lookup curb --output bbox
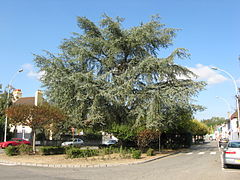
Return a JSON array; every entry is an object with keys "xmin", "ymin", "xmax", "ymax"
[{"xmin": 0, "ymin": 151, "xmax": 180, "ymax": 169}]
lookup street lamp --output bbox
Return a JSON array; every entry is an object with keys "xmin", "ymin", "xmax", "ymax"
[
  {"xmin": 216, "ymin": 96, "xmax": 233, "ymax": 140},
  {"xmin": 211, "ymin": 66, "xmax": 240, "ymax": 130},
  {"xmin": 4, "ymin": 68, "xmax": 23, "ymax": 142},
  {"xmin": 216, "ymin": 96, "xmax": 232, "ymax": 116}
]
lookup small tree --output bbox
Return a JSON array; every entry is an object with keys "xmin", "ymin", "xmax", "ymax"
[
  {"xmin": 189, "ymin": 119, "xmax": 209, "ymax": 142},
  {"xmin": 202, "ymin": 117, "xmax": 226, "ymax": 129},
  {"xmin": 5, "ymin": 103, "xmax": 66, "ymax": 152},
  {"xmin": 137, "ymin": 129, "xmax": 159, "ymax": 150}
]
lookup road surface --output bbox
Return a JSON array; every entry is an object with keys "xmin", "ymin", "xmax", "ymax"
[{"xmin": 0, "ymin": 141, "xmax": 239, "ymax": 180}]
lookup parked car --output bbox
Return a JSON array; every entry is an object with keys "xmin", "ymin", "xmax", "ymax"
[
  {"xmin": 0, "ymin": 138, "xmax": 31, "ymax": 148},
  {"xmin": 102, "ymin": 139, "xmax": 118, "ymax": 146},
  {"xmin": 223, "ymin": 140, "xmax": 240, "ymax": 168},
  {"xmin": 61, "ymin": 138, "xmax": 84, "ymax": 147},
  {"xmin": 219, "ymin": 138, "xmax": 229, "ymax": 148},
  {"xmin": 209, "ymin": 134, "xmax": 216, "ymax": 141}
]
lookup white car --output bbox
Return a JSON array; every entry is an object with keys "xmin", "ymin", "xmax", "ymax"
[
  {"xmin": 61, "ymin": 138, "xmax": 84, "ymax": 147},
  {"xmin": 102, "ymin": 139, "xmax": 117, "ymax": 146},
  {"xmin": 223, "ymin": 140, "xmax": 240, "ymax": 168}
]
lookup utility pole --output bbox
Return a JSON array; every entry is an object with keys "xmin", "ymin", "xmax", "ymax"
[{"xmin": 4, "ymin": 69, "xmax": 23, "ymax": 142}]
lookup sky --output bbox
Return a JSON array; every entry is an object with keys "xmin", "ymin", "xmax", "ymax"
[{"xmin": 0, "ymin": 0, "xmax": 239, "ymax": 120}]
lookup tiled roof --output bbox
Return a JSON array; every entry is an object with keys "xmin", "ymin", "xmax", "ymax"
[
  {"xmin": 230, "ymin": 111, "xmax": 237, "ymax": 120},
  {"xmin": 14, "ymin": 97, "xmax": 35, "ymax": 105}
]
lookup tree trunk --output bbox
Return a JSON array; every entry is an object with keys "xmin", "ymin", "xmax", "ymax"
[
  {"xmin": 13, "ymin": 126, "xmax": 17, "ymax": 138},
  {"xmin": 33, "ymin": 130, "xmax": 36, "ymax": 153},
  {"xmin": 158, "ymin": 132, "xmax": 161, "ymax": 152}
]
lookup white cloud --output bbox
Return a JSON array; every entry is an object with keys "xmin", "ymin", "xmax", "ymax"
[
  {"xmin": 22, "ymin": 64, "xmax": 45, "ymax": 80},
  {"xmin": 187, "ymin": 64, "xmax": 228, "ymax": 85}
]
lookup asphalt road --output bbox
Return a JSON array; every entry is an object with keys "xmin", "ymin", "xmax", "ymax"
[{"xmin": 0, "ymin": 141, "xmax": 239, "ymax": 180}]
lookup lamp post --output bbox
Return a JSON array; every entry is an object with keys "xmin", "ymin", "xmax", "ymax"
[
  {"xmin": 4, "ymin": 68, "xmax": 23, "ymax": 142},
  {"xmin": 216, "ymin": 96, "xmax": 233, "ymax": 140},
  {"xmin": 216, "ymin": 96, "xmax": 231, "ymax": 116},
  {"xmin": 211, "ymin": 66, "xmax": 240, "ymax": 133}
]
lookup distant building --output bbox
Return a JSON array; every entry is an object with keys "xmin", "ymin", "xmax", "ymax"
[
  {"xmin": 218, "ymin": 122, "xmax": 230, "ymax": 139},
  {"xmin": 230, "ymin": 111, "xmax": 240, "ymax": 140},
  {"xmin": 10, "ymin": 89, "xmax": 44, "ymax": 140}
]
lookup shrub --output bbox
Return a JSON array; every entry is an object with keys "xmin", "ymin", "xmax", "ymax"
[
  {"xmin": 65, "ymin": 148, "xmax": 80, "ymax": 158},
  {"xmin": 18, "ymin": 144, "xmax": 32, "ymax": 155},
  {"xmin": 137, "ymin": 129, "xmax": 159, "ymax": 149},
  {"xmin": 132, "ymin": 150, "xmax": 141, "ymax": 159},
  {"xmin": 101, "ymin": 146, "xmax": 115, "ymax": 155},
  {"xmin": 146, "ymin": 148, "xmax": 154, "ymax": 156},
  {"xmin": 40, "ymin": 146, "xmax": 65, "ymax": 155},
  {"xmin": 160, "ymin": 133, "xmax": 192, "ymax": 149},
  {"xmin": 66, "ymin": 148, "xmax": 99, "ymax": 158},
  {"xmin": 110, "ymin": 147, "xmax": 120, "ymax": 153},
  {"xmin": 117, "ymin": 146, "xmax": 133, "ymax": 158},
  {"xmin": 99, "ymin": 148, "xmax": 107, "ymax": 156},
  {"xmin": 5, "ymin": 146, "xmax": 18, "ymax": 156},
  {"xmin": 110, "ymin": 124, "xmax": 138, "ymax": 147}
]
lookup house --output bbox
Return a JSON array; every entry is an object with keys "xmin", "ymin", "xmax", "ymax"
[
  {"xmin": 229, "ymin": 111, "xmax": 240, "ymax": 140},
  {"xmin": 9, "ymin": 89, "xmax": 43, "ymax": 140},
  {"xmin": 217, "ymin": 121, "xmax": 230, "ymax": 139}
]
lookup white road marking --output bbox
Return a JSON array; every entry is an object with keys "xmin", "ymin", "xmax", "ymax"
[
  {"xmin": 223, "ymin": 169, "xmax": 240, "ymax": 173},
  {"xmin": 185, "ymin": 152, "xmax": 218, "ymax": 155}
]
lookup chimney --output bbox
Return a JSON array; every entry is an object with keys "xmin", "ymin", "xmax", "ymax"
[
  {"xmin": 35, "ymin": 90, "xmax": 43, "ymax": 106},
  {"xmin": 13, "ymin": 89, "xmax": 22, "ymax": 102}
]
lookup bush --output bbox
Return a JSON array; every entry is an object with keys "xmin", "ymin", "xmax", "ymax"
[
  {"xmin": 5, "ymin": 146, "xmax": 18, "ymax": 156},
  {"xmin": 18, "ymin": 144, "xmax": 32, "ymax": 155},
  {"xmin": 132, "ymin": 150, "xmax": 141, "ymax": 159},
  {"xmin": 137, "ymin": 129, "xmax": 159, "ymax": 149},
  {"xmin": 146, "ymin": 148, "xmax": 155, "ymax": 156},
  {"xmin": 66, "ymin": 148, "xmax": 99, "ymax": 158},
  {"xmin": 118, "ymin": 146, "xmax": 134, "ymax": 158},
  {"xmin": 40, "ymin": 146, "xmax": 65, "ymax": 155},
  {"xmin": 160, "ymin": 133, "xmax": 192, "ymax": 149},
  {"xmin": 110, "ymin": 124, "xmax": 138, "ymax": 147},
  {"xmin": 99, "ymin": 147, "xmax": 112, "ymax": 155}
]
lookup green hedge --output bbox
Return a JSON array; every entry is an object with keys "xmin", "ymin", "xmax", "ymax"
[
  {"xmin": 160, "ymin": 133, "xmax": 192, "ymax": 149},
  {"xmin": 66, "ymin": 148, "xmax": 99, "ymax": 158},
  {"xmin": 132, "ymin": 150, "xmax": 141, "ymax": 159},
  {"xmin": 4, "ymin": 146, "xmax": 18, "ymax": 156},
  {"xmin": 18, "ymin": 144, "xmax": 32, "ymax": 155},
  {"xmin": 5, "ymin": 144, "xmax": 32, "ymax": 156},
  {"xmin": 39, "ymin": 146, "xmax": 65, "ymax": 155},
  {"xmin": 4, "ymin": 145, "xmax": 144, "ymax": 160},
  {"xmin": 146, "ymin": 148, "xmax": 154, "ymax": 156}
]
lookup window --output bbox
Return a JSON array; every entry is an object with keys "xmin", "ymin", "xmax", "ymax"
[{"xmin": 228, "ymin": 142, "xmax": 240, "ymax": 148}]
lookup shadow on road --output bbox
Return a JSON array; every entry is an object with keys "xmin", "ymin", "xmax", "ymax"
[{"xmin": 225, "ymin": 165, "xmax": 240, "ymax": 169}]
